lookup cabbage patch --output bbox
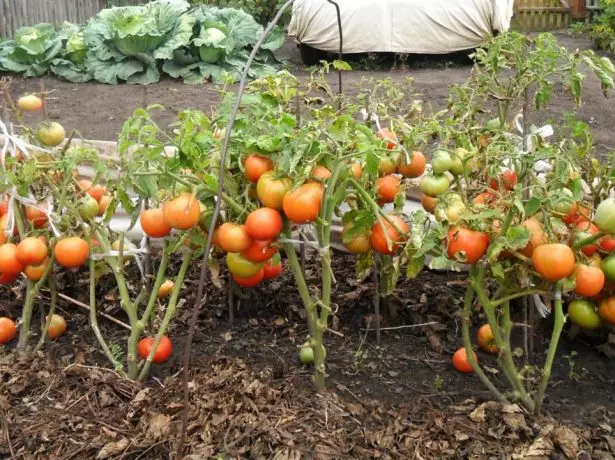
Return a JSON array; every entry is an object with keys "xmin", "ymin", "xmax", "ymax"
[
  {"xmin": 50, "ymin": 23, "xmax": 92, "ymax": 83},
  {"xmin": 0, "ymin": 24, "xmax": 63, "ymax": 76},
  {"xmin": 84, "ymin": 0, "xmax": 194, "ymax": 84},
  {"xmin": 162, "ymin": 6, "xmax": 283, "ymax": 84}
]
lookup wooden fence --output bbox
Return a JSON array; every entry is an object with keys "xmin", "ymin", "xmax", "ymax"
[
  {"xmin": 0, "ymin": 0, "xmax": 145, "ymax": 38},
  {"xmin": 514, "ymin": 0, "xmax": 573, "ymax": 31}
]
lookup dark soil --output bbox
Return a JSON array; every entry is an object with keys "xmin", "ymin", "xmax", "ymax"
[
  {"xmin": 2, "ymin": 251, "xmax": 615, "ymax": 458},
  {"xmin": 1, "ymin": 31, "xmax": 615, "ymax": 459}
]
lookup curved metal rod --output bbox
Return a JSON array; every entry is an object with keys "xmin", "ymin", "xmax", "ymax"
[
  {"xmin": 177, "ymin": 1, "xmax": 296, "ymax": 457},
  {"xmin": 327, "ymin": 0, "xmax": 343, "ymax": 95}
]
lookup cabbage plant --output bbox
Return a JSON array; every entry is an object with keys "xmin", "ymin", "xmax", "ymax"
[
  {"xmin": 0, "ymin": 24, "xmax": 62, "ymax": 76},
  {"xmin": 50, "ymin": 23, "xmax": 92, "ymax": 83}
]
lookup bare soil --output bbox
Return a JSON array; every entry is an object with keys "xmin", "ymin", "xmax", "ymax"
[{"xmin": 1, "ymin": 32, "xmax": 615, "ymax": 459}]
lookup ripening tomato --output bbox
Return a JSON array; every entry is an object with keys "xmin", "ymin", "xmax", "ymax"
[
  {"xmin": 397, "ymin": 151, "xmax": 426, "ymax": 178},
  {"xmin": 16, "ymin": 237, "xmax": 48, "ymax": 266},
  {"xmin": 568, "ymin": 299, "xmax": 602, "ymax": 329},
  {"xmin": 217, "ymin": 223, "xmax": 252, "ymax": 253},
  {"xmin": 256, "ymin": 172, "xmax": 292, "ymax": 210},
  {"xmin": 263, "ymin": 253, "xmax": 282, "ymax": 280},
  {"xmin": 233, "ymin": 268, "xmax": 265, "ymax": 288},
  {"xmin": 447, "ymin": 227, "xmax": 489, "ymax": 264},
  {"xmin": 421, "ymin": 174, "xmax": 450, "ymax": 197},
  {"xmin": 37, "ymin": 122, "xmax": 65, "ymax": 147},
  {"xmin": 376, "ymin": 175, "xmax": 400, "ymax": 204},
  {"xmin": 377, "ymin": 128, "xmax": 397, "ymax": 150},
  {"xmin": 244, "ymin": 154, "xmax": 274, "ymax": 184},
  {"xmin": 434, "ymin": 194, "xmax": 467, "ymax": 224},
  {"xmin": 311, "ymin": 165, "xmax": 332, "ymax": 182},
  {"xmin": 350, "ymin": 162, "xmax": 362, "ymax": 179},
  {"xmin": 25, "ymin": 204, "xmax": 48, "ymax": 229},
  {"xmin": 24, "ymin": 258, "xmax": 50, "ymax": 281},
  {"xmin": 601, "ymin": 256, "xmax": 615, "ymax": 282},
  {"xmin": 140, "ymin": 208, "xmax": 172, "ymax": 238},
  {"xmin": 54, "ymin": 237, "xmax": 90, "ymax": 268},
  {"xmin": 431, "ymin": 150, "xmax": 453, "ymax": 175},
  {"xmin": 17, "ymin": 94, "xmax": 43, "ymax": 112},
  {"xmin": 370, "ymin": 215, "xmax": 409, "ymax": 255},
  {"xmin": 571, "ymin": 221, "xmax": 600, "ymax": 256},
  {"xmin": 472, "ymin": 190, "xmax": 497, "ymax": 206},
  {"xmin": 452, "ymin": 347, "xmax": 477, "ymax": 373},
  {"xmin": 0, "ymin": 243, "xmax": 24, "ymax": 274},
  {"xmin": 477, "ymin": 324, "xmax": 497, "ymax": 353},
  {"xmin": 97, "ymin": 195, "xmax": 112, "ymax": 217},
  {"xmin": 0, "ymin": 271, "xmax": 18, "ymax": 284},
  {"xmin": 0, "ymin": 196, "xmax": 8, "ymax": 216},
  {"xmin": 595, "ymin": 199, "xmax": 615, "ymax": 234},
  {"xmin": 137, "ymin": 336, "xmax": 173, "ymax": 363},
  {"xmin": 519, "ymin": 218, "xmax": 549, "ymax": 258},
  {"xmin": 78, "ymin": 195, "xmax": 100, "ymax": 220},
  {"xmin": 342, "ymin": 222, "xmax": 371, "ymax": 255},
  {"xmin": 421, "ymin": 194, "xmax": 438, "ymax": 213},
  {"xmin": 244, "ymin": 207, "xmax": 283, "ymax": 240},
  {"xmin": 449, "ymin": 148, "xmax": 469, "ymax": 176},
  {"xmin": 0, "ymin": 214, "xmax": 13, "ymax": 245},
  {"xmin": 226, "ymin": 252, "xmax": 264, "ymax": 277},
  {"xmin": 0, "ymin": 317, "xmax": 17, "ymax": 344},
  {"xmin": 46, "ymin": 314, "xmax": 67, "ymax": 339},
  {"xmin": 242, "ymin": 239, "xmax": 276, "ymax": 263},
  {"xmin": 77, "ymin": 179, "xmax": 106, "ymax": 203},
  {"xmin": 574, "ymin": 264, "xmax": 605, "ymax": 297},
  {"xmin": 158, "ymin": 280, "xmax": 175, "ymax": 298},
  {"xmin": 282, "ymin": 183, "xmax": 323, "ymax": 224},
  {"xmin": 379, "ymin": 157, "xmax": 398, "ymax": 176},
  {"xmin": 532, "ymin": 244, "xmax": 576, "ymax": 281},
  {"xmin": 163, "ymin": 193, "xmax": 200, "ymax": 230}
]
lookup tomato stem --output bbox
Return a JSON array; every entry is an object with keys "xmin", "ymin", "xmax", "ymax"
[
  {"xmin": 533, "ymin": 283, "xmax": 565, "ymax": 415},
  {"xmin": 572, "ymin": 231, "xmax": 606, "ymax": 251},
  {"xmin": 461, "ymin": 283, "xmax": 510, "ymax": 404},
  {"xmin": 34, "ymin": 266, "xmax": 56, "ymax": 352}
]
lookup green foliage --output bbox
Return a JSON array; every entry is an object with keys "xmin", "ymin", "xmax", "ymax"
[
  {"xmin": 189, "ymin": 0, "xmax": 291, "ymax": 27},
  {"xmin": 0, "ymin": 0, "xmax": 284, "ymax": 85},
  {"xmin": 589, "ymin": 0, "xmax": 615, "ymax": 52}
]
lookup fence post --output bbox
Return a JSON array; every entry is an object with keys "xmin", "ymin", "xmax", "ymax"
[{"xmin": 570, "ymin": 0, "xmax": 586, "ymax": 19}]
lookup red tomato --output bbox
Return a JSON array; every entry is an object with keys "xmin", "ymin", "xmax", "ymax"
[
  {"xmin": 574, "ymin": 264, "xmax": 605, "ymax": 297},
  {"xmin": 137, "ymin": 336, "xmax": 173, "ymax": 364},
  {"xmin": 398, "ymin": 151, "xmax": 426, "ymax": 178},
  {"xmin": 370, "ymin": 215, "xmax": 409, "ymax": 255},
  {"xmin": 571, "ymin": 221, "xmax": 600, "ymax": 256},
  {"xmin": 242, "ymin": 239, "xmax": 277, "ymax": 263},
  {"xmin": 600, "ymin": 236, "xmax": 615, "ymax": 253},
  {"xmin": 376, "ymin": 175, "xmax": 400, "ymax": 204},
  {"xmin": 244, "ymin": 207, "xmax": 283, "ymax": 240},
  {"xmin": 0, "ymin": 271, "xmax": 19, "ymax": 284},
  {"xmin": 263, "ymin": 254, "xmax": 282, "ymax": 279},
  {"xmin": 477, "ymin": 324, "xmax": 497, "ymax": 354},
  {"xmin": 489, "ymin": 169, "xmax": 517, "ymax": 191},
  {"xmin": 452, "ymin": 347, "xmax": 477, "ymax": 373},
  {"xmin": 0, "ymin": 196, "xmax": 8, "ymax": 216},
  {"xmin": 233, "ymin": 268, "xmax": 265, "ymax": 287},
  {"xmin": 25, "ymin": 204, "xmax": 48, "ymax": 229},
  {"xmin": 446, "ymin": 227, "xmax": 490, "ymax": 264},
  {"xmin": 377, "ymin": 128, "xmax": 397, "ymax": 150},
  {"xmin": 244, "ymin": 154, "xmax": 274, "ymax": 184}
]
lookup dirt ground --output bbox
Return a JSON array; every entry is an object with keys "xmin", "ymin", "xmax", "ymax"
[
  {"xmin": 1, "ymin": 32, "xmax": 615, "ymax": 459},
  {"xmin": 2, "ymin": 32, "xmax": 615, "ymax": 155}
]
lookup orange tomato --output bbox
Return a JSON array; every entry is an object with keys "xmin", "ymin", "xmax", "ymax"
[
  {"xmin": 398, "ymin": 151, "xmax": 426, "ymax": 178},
  {"xmin": 342, "ymin": 223, "xmax": 371, "ymax": 254},
  {"xmin": 532, "ymin": 244, "xmax": 576, "ymax": 281},
  {"xmin": 350, "ymin": 162, "xmax": 362, "ymax": 179},
  {"xmin": 217, "ymin": 223, "xmax": 252, "ymax": 253},
  {"xmin": 162, "ymin": 193, "xmax": 200, "ymax": 230},
  {"xmin": 256, "ymin": 172, "xmax": 292, "ymax": 210},
  {"xmin": 282, "ymin": 183, "xmax": 323, "ymax": 224},
  {"xmin": 311, "ymin": 165, "xmax": 332, "ymax": 182},
  {"xmin": 0, "ymin": 317, "xmax": 17, "ymax": 344},
  {"xmin": 0, "ymin": 243, "xmax": 24, "ymax": 274},
  {"xmin": 25, "ymin": 204, "xmax": 48, "ymax": 229},
  {"xmin": 16, "ymin": 237, "xmax": 48, "ymax": 266},
  {"xmin": 376, "ymin": 175, "xmax": 400, "ymax": 204},
  {"xmin": 46, "ymin": 314, "xmax": 67, "ymax": 339},
  {"xmin": 158, "ymin": 280, "xmax": 175, "ymax": 298},
  {"xmin": 421, "ymin": 194, "xmax": 438, "ymax": 213},
  {"xmin": 574, "ymin": 264, "xmax": 605, "ymax": 297},
  {"xmin": 244, "ymin": 154, "xmax": 274, "ymax": 184},
  {"xmin": 24, "ymin": 258, "xmax": 50, "ymax": 281},
  {"xmin": 452, "ymin": 347, "xmax": 477, "ymax": 373},
  {"xmin": 0, "ymin": 196, "xmax": 8, "ymax": 216},
  {"xmin": 54, "ymin": 237, "xmax": 90, "ymax": 268},
  {"xmin": 477, "ymin": 324, "xmax": 498, "ymax": 353},
  {"xmin": 97, "ymin": 195, "xmax": 112, "ymax": 216},
  {"xmin": 370, "ymin": 215, "xmax": 409, "ymax": 255},
  {"xmin": 472, "ymin": 191, "xmax": 497, "ymax": 206},
  {"xmin": 598, "ymin": 296, "xmax": 615, "ymax": 325},
  {"xmin": 140, "ymin": 208, "xmax": 172, "ymax": 238}
]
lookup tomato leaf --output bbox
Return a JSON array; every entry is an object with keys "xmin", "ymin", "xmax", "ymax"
[
  {"xmin": 524, "ymin": 197, "xmax": 541, "ymax": 216},
  {"xmin": 428, "ymin": 255, "xmax": 463, "ymax": 272},
  {"xmin": 406, "ymin": 253, "xmax": 425, "ymax": 279}
]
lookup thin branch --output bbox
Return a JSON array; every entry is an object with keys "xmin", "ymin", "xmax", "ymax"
[
  {"xmin": 57, "ymin": 292, "xmax": 130, "ymax": 330},
  {"xmin": 360, "ymin": 321, "xmax": 439, "ymax": 332}
]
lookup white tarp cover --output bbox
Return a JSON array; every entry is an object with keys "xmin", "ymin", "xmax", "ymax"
[{"xmin": 287, "ymin": 0, "xmax": 515, "ymax": 54}]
